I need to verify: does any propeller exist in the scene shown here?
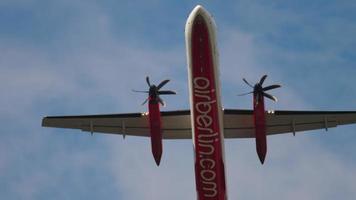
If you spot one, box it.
[133,76,176,106]
[239,75,281,103]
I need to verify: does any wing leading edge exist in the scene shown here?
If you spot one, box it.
[42,109,356,139]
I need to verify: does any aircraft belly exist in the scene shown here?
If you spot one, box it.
[186,6,227,200]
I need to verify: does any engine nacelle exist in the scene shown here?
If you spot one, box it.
[133,76,176,166]
[240,75,280,164]
[148,98,163,166]
[253,93,267,164]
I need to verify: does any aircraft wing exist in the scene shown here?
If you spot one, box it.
[42,110,192,139]
[42,109,356,139]
[224,109,356,138]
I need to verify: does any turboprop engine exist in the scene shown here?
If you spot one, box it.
[133,76,176,166]
[239,75,281,164]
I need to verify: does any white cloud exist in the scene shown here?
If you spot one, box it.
[226,135,356,200]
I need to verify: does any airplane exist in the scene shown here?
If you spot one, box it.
[42,5,356,200]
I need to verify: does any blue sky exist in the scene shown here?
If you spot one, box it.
[1,0,356,199]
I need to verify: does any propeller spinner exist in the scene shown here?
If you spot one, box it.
[239,75,281,103]
[133,76,176,106]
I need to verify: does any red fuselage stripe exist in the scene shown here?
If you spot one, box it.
[191,15,227,200]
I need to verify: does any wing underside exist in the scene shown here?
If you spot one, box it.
[224,109,356,138]
[42,109,356,139]
[42,111,191,139]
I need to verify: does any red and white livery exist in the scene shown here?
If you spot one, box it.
[186,6,227,199]
[42,5,356,200]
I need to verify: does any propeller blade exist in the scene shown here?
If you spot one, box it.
[262,84,281,91]
[141,97,149,105]
[132,89,149,93]
[157,79,170,90]
[243,78,254,88]
[238,91,253,96]
[262,92,278,102]
[146,76,151,87]
[259,75,267,85]
[158,97,165,107]
[158,90,176,95]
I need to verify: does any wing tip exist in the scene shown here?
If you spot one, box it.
[42,117,49,127]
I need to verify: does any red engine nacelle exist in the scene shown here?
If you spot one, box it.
[241,75,280,164]
[148,97,163,166]
[134,76,175,166]
[253,93,267,164]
